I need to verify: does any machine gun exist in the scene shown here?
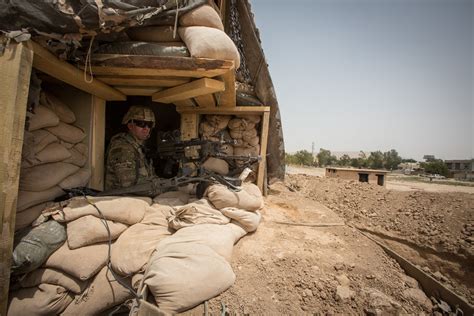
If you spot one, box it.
[155,130,261,177]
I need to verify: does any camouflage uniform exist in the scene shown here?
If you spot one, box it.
[105,132,155,190]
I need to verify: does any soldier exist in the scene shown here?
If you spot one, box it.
[105,106,156,190]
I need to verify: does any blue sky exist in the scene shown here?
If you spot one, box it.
[251,0,473,160]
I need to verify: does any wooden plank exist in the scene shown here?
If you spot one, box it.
[257,111,270,193]
[28,41,126,101]
[0,42,33,316]
[180,113,199,175]
[115,86,162,96]
[89,55,234,78]
[174,99,196,107]
[216,67,236,107]
[194,93,216,108]
[89,96,106,191]
[152,78,225,104]
[97,76,190,87]
[177,106,270,115]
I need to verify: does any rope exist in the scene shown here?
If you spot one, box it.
[173,0,180,40]
[83,36,95,83]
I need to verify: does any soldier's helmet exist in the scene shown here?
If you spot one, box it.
[122,106,155,128]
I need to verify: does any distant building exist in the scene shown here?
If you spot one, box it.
[445,159,474,180]
[331,151,369,160]
[397,162,422,174]
[325,167,388,187]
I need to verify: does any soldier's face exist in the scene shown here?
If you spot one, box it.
[128,122,151,141]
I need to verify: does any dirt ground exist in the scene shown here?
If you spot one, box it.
[202,166,473,314]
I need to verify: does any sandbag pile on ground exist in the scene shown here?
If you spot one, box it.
[17,90,91,230]
[126,4,240,68]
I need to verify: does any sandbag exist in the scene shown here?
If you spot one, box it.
[19,162,80,191]
[15,203,47,231]
[179,4,224,31]
[66,215,128,249]
[63,145,88,167]
[153,191,189,207]
[22,142,72,168]
[61,266,133,316]
[40,91,76,124]
[60,140,75,149]
[28,105,60,131]
[202,157,229,175]
[142,204,174,226]
[51,196,150,225]
[44,242,108,281]
[228,118,256,131]
[205,183,264,211]
[30,130,58,154]
[220,143,234,155]
[244,135,259,146]
[167,198,230,230]
[179,26,240,68]
[58,168,91,190]
[127,25,182,42]
[229,129,243,139]
[204,115,232,130]
[11,220,66,275]
[8,284,74,316]
[17,186,64,212]
[236,114,261,124]
[110,222,172,276]
[234,144,260,157]
[19,268,86,294]
[144,242,235,313]
[46,122,86,144]
[242,128,258,140]
[220,208,261,233]
[199,120,220,138]
[96,41,189,57]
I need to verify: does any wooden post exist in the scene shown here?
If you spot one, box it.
[89,96,106,191]
[0,42,33,315]
[180,113,199,174]
[257,111,270,194]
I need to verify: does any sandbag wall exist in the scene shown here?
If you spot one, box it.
[199,114,261,179]
[16,90,91,231]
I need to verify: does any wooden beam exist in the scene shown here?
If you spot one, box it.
[115,86,162,96]
[216,67,236,107]
[194,93,216,108]
[180,113,199,175]
[177,106,270,115]
[97,76,190,87]
[152,78,224,103]
[89,96,106,191]
[0,42,33,316]
[28,41,126,101]
[173,99,196,107]
[257,111,270,194]
[91,65,229,80]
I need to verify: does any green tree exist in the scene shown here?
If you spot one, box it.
[402,158,417,163]
[421,160,449,177]
[383,149,402,170]
[317,148,337,167]
[294,150,315,166]
[367,151,384,169]
[338,154,351,167]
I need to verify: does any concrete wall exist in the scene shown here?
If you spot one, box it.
[326,168,387,187]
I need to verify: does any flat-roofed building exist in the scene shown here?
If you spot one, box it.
[325,167,389,187]
[445,159,474,180]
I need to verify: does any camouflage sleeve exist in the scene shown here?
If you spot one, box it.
[107,145,138,188]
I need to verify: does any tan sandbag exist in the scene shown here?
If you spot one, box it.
[142,204,174,226]
[205,114,232,129]
[46,122,86,144]
[244,135,260,146]
[21,130,35,161]
[15,203,47,231]
[19,162,80,191]
[63,146,87,167]
[220,143,234,155]
[30,130,58,154]
[144,242,235,313]
[179,26,240,68]
[8,283,73,316]
[66,215,128,249]
[168,198,230,230]
[229,129,243,139]
[220,208,261,233]
[44,242,108,281]
[242,128,258,140]
[17,186,64,212]
[22,142,72,168]
[58,168,91,190]
[199,120,220,138]
[202,157,229,175]
[73,142,88,155]
[228,118,256,131]
[234,144,260,157]
[110,222,172,276]
[236,114,261,124]
[40,91,76,124]
[51,196,150,225]
[62,266,133,316]
[60,140,75,149]
[179,4,224,31]
[127,25,182,42]
[20,268,86,294]
[28,105,60,131]
[205,183,264,211]
[153,191,189,207]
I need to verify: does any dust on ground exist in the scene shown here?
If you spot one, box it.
[201,167,473,314]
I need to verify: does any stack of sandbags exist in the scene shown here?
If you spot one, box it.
[228,115,261,156]
[199,115,233,175]
[17,91,91,231]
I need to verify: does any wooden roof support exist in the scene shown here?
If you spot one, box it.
[216,67,235,107]
[177,106,270,114]
[152,78,225,103]
[28,41,126,101]
[0,42,33,316]
[194,93,216,108]
[115,86,162,96]
[97,76,190,87]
